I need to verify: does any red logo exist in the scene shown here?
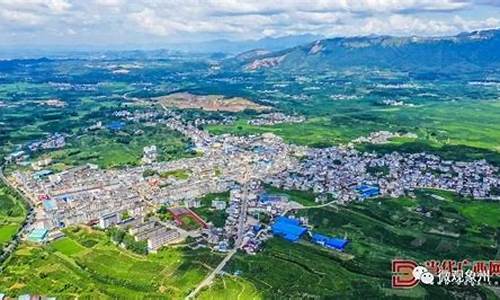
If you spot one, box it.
[392,260,418,288]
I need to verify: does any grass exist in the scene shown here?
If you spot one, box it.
[160,169,191,180]
[51,237,86,256]
[0,224,19,246]
[192,192,230,227]
[0,183,27,248]
[0,226,225,299]
[198,276,261,300]
[44,125,195,169]
[179,215,202,231]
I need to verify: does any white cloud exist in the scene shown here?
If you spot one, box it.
[0,0,498,46]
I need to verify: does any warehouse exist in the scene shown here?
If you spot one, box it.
[311,233,349,251]
[271,217,307,242]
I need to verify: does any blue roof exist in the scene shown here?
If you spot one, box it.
[33,169,53,177]
[107,121,125,130]
[272,217,307,242]
[356,185,380,193]
[259,193,283,203]
[312,233,349,250]
[28,228,48,242]
[43,199,57,210]
[356,185,380,198]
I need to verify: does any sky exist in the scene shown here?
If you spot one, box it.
[1,0,500,49]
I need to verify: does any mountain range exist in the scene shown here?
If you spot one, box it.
[230,29,500,74]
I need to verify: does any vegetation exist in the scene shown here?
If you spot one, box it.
[0,226,224,298]
[159,169,191,180]
[107,227,148,255]
[0,182,27,248]
[192,192,230,227]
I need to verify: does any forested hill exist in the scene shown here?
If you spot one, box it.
[231,29,500,74]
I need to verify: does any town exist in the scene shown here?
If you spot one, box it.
[5,104,498,258]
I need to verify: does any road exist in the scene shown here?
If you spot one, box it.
[186,248,237,299]
[235,184,249,248]
[186,180,252,299]
[0,163,35,266]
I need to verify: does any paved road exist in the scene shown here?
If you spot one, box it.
[186,248,237,299]
[0,163,35,265]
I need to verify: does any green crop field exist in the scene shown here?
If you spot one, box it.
[0,226,225,299]
[198,276,261,300]
[0,183,27,248]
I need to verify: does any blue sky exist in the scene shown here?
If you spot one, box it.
[1,0,499,49]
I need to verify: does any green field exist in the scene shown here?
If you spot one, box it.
[160,169,191,180]
[198,276,261,300]
[192,192,230,227]
[43,124,195,169]
[0,226,225,299]
[0,183,27,248]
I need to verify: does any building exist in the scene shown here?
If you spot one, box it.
[212,200,227,210]
[142,145,158,164]
[107,121,125,131]
[311,233,349,251]
[356,185,380,198]
[259,193,285,203]
[129,221,156,236]
[147,228,180,251]
[271,217,307,242]
[98,212,119,229]
[27,228,48,243]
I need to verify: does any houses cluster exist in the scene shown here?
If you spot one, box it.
[381,99,414,107]
[11,116,299,249]
[112,110,160,122]
[142,145,158,165]
[248,113,305,126]
[352,131,417,145]
[27,133,66,152]
[268,147,499,203]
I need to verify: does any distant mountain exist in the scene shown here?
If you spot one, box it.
[232,29,500,74]
[165,34,323,54]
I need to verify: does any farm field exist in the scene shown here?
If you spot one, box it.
[0,226,225,299]
[0,183,26,248]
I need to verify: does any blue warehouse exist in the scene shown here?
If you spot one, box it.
[271,217,307,242]
[356,185,380,198]
[312,233,349,251]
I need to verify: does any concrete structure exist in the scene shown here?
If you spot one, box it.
[98,212,119,229]
[142,145,158,165]
[147,228,180,251]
